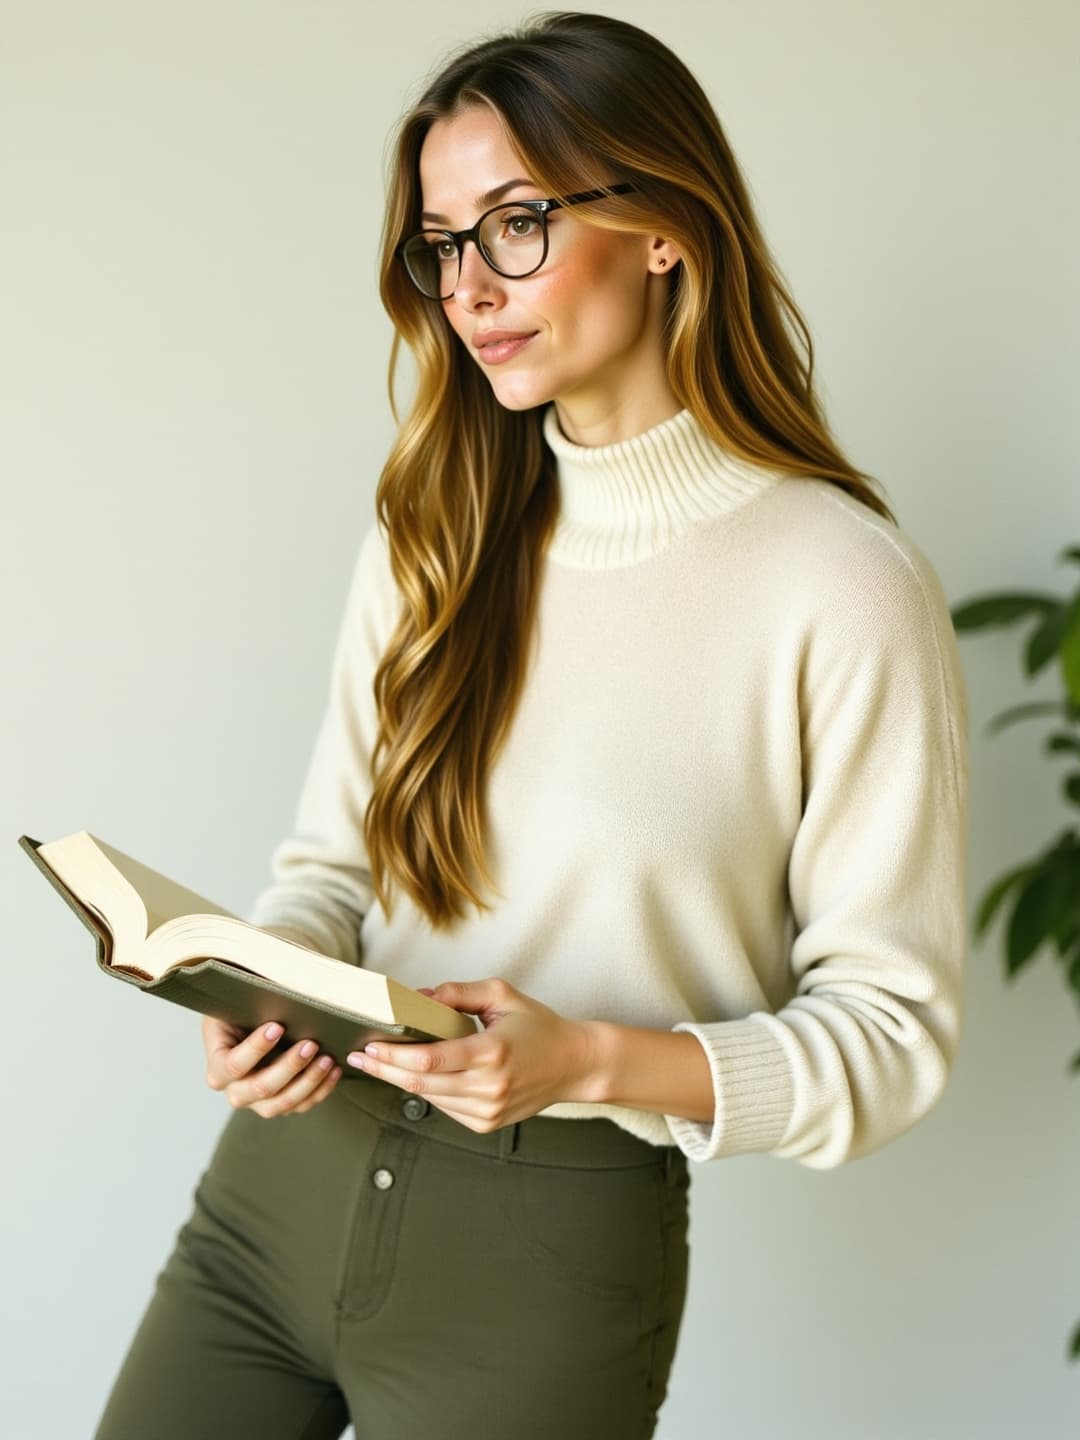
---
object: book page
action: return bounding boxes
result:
[90,834,240,935]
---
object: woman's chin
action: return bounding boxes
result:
[486,376,550,411]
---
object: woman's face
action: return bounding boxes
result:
[416,104,681,441]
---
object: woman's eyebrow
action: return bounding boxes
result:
[421,178,537,224]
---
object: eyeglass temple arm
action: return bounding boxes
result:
[395,181,638,253]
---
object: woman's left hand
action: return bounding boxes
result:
[345,978,598,1132]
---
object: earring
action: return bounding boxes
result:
[658,259,667,267]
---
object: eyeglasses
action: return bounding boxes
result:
[395,182,639,300]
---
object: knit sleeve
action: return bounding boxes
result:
[246,518,395,966]
[664,522,971,1169]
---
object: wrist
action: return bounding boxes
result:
[574,1019,614,1104]
[567,1020,717,1122]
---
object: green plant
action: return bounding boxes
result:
[950,543,1080,1363]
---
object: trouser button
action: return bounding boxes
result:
[401,1095,430,1121]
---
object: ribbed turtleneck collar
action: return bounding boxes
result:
[541,401,786,570]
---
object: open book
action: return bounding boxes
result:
[19,830,477,1071]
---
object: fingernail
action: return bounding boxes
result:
[299,1040,316,1058]
[265,1023,282,1041]
[347,1052,366,1068]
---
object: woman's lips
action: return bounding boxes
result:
[477,332,538,365]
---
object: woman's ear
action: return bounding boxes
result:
[648,238,682,274]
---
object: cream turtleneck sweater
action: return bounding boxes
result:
[249,402,970,1170]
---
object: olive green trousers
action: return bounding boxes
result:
[92,1069,691,1440]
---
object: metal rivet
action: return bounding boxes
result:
[401,1095,430,1121]
[372,1167,395,1190]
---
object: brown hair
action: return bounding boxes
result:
[365,10,897,927]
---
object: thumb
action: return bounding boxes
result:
[427,978,517,1016]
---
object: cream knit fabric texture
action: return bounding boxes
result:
[250,402,970,1169]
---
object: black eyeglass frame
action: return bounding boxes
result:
[395,182,640,299]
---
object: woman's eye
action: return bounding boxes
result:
[502,213,540,235]
[423,239,456,260]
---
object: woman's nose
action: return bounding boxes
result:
[453,238,503,303]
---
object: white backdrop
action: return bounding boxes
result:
[3,2,1078,1436]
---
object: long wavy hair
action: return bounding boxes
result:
[364,10,897,929]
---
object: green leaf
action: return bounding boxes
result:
[1045,840,1080,951]
[1025,605,1067,676]
[1062,594,1080,705]
[974,863,1036,937]
[950,593,1059,631]
[986,701,1069,736]
[1047,733,1080,757]
[1066,773,1080,808]
[1071,1046,1080,1074]
[1060,545,1080,568]
[1058,891,1080,955]
[1006,852,1080,977]
[1070,1315,1080,1362]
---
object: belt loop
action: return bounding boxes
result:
[497,1119,521,1161]
[664,1144,676,1183]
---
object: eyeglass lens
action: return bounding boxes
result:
[402,204,546,299]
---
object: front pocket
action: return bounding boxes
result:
[504,1158,665,1306]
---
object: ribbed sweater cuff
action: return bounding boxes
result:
[666,1017,795,1162]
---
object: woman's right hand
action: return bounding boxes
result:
[202,1014,343,1117]
[202,924,342,1117]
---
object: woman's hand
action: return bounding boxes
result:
[202,1014,344,1117]
[344,978,599,1132]
[201,923,343,1117]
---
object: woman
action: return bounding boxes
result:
[93,12,969,1440]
